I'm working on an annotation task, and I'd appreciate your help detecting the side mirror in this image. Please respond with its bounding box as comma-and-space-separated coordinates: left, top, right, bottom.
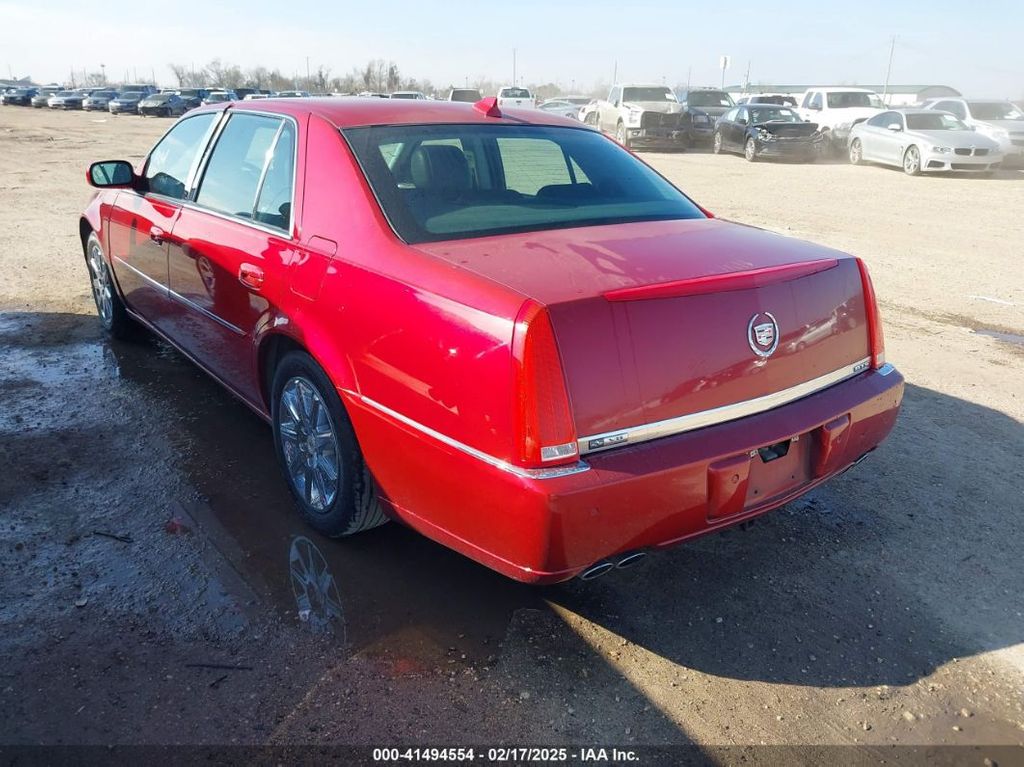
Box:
737, 118, 747, 126
87, 160, 135, 188
886, 123, 902, 132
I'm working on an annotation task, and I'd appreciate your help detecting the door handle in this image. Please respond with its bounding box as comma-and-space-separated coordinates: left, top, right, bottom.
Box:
238, 263, 265, 290
149, 225, 166, 244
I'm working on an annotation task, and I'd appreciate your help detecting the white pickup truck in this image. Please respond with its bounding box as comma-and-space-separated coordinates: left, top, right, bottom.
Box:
797, 87, 883, 150
591, 84, 687, 150
497, 86, 536, 109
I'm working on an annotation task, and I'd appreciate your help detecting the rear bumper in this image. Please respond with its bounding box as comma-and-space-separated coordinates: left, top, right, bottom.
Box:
347, 364, 904, 584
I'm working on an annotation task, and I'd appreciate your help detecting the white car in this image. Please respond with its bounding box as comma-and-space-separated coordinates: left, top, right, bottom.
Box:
848, 108, 1002, 176
921, 97, 1024, 165
736, 93, 798, 107
390, 91, 426, 100
496, 86, 535, 109
798, 87, 883, 149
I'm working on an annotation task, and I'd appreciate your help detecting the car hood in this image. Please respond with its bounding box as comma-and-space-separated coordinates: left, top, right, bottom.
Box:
412, 217, 848, 305
908, 129, 1001, 148
623, 100, 681, 114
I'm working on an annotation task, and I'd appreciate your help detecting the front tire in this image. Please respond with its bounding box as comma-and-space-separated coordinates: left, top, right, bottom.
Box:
712, 131, 723, 154
271, 351, 388, 537
85, 232, 138, 339
849, 138, 863, 165
615, 121, 630, 149
744, 137, 758, 162
903, 145, 921, 176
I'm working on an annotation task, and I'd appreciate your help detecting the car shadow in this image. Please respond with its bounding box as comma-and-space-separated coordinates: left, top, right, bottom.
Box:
12, 311, 1020, 696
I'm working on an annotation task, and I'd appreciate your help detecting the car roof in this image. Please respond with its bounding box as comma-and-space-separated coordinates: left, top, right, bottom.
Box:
207, 98, 585, 129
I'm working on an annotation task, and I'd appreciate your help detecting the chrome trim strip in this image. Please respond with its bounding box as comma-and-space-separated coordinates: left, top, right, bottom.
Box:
578, 357, 873, 456
354, 394, 590, 479
112, 256, 245, 336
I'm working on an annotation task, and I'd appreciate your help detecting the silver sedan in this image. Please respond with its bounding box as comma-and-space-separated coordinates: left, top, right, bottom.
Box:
848, 108, 1002, 175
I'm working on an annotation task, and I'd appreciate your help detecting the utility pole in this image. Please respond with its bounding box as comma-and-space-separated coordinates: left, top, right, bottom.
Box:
306, 56, 310, 87
612, 60, 617, 85
882, 35, 896, 104
744, 60, 751, 93
100, 63, 106, 84
512, 49, 517, 86
686, 66, 691, 91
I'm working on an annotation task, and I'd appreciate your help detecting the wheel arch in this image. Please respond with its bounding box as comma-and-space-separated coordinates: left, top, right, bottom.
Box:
255, 329, 358, 418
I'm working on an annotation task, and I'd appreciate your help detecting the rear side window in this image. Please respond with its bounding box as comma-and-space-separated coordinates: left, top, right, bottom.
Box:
196, 114, 284, 220
144, 113, 218, 200
253, 122, 296, 230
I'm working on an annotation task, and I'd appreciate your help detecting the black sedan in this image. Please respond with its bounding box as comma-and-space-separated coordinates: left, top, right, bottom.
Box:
713, 104, 821, 162
2, 87, 37, 106
137, 92, 188, 117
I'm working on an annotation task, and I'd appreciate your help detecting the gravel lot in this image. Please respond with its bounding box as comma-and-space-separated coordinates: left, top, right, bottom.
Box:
1, 107, 1022, 756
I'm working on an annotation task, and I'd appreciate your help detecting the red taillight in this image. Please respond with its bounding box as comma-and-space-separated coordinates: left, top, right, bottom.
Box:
856, 258, 886, 369
512, 301, 577, 467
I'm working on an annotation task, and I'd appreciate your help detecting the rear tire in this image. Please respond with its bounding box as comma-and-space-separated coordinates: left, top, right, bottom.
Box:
271, 351, 388, 538
712, 131, 723, 154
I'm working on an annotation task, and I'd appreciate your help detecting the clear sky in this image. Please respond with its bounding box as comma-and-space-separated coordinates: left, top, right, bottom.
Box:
2, 0, 1021, 96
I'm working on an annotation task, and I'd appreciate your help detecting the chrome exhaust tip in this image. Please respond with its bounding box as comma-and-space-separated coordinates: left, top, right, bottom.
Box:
579, 561, 615, 581
616, 551, 648, 569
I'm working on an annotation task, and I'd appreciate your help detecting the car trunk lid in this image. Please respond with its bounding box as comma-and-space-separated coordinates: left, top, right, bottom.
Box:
414, 219, 873, 441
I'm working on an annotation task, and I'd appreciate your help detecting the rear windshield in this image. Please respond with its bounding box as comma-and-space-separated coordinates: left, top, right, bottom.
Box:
450, 90, 481, 102
500, 88, 532, 98
344, 124, 705, 244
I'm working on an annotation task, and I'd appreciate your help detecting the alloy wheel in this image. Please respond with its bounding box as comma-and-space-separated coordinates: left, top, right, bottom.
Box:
278, 376, 341, 512
904, 146, 921, 175
86, 242, 114, 326
713, 132, 722, 154
850, 139, 862, 165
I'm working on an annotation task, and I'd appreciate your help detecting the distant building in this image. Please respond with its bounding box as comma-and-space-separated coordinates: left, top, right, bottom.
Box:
725, 84, 962, 107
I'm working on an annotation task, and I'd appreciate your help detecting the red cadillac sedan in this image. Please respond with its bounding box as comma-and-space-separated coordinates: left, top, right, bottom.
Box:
80, 97, 903, 583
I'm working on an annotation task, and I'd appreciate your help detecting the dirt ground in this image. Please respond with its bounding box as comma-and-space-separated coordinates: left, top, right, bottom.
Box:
1, 107, 1022, 758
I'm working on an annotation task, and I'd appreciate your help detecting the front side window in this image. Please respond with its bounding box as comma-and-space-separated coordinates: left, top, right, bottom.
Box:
808, 92, 822, 110
866, 112, 892, 127
344, 123, 706, 244
195, 113, 284, 219
144, 113, 219, 200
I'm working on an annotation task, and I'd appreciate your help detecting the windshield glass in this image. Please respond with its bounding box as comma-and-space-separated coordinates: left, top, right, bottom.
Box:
120, 92, 143, 99
748, 107, 801, 123
907, 113, 968, 131
826, 91, 876, 108
344, 124, 704, 243
687, 91, 732, 107
623, 87, 676, 102
968, 101, 1023, 120
500, 88, 531, 98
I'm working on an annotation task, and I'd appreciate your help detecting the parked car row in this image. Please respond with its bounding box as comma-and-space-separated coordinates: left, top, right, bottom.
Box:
0, 84, 275, 116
